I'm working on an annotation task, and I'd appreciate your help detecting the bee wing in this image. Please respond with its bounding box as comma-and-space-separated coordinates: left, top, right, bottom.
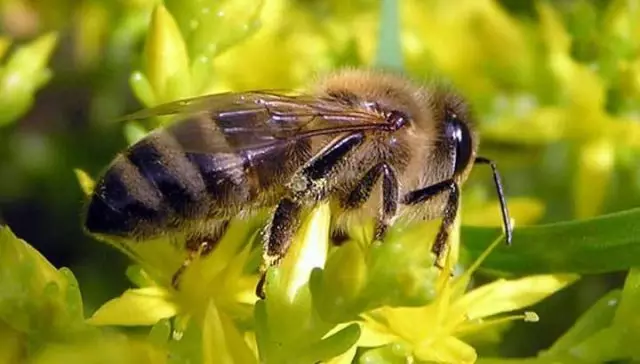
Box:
123, 91, 388, 155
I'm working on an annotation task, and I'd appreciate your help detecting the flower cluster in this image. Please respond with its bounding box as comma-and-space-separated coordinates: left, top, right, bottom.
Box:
2, 0, 640, 363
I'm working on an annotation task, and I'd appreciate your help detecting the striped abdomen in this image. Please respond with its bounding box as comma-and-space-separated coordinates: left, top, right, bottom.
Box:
84, 116, 311, 240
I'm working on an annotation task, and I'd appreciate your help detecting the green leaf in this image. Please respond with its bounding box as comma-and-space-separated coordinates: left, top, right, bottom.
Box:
0, 226, 84, 335
462, 208, 640, 274
563, 326, 623, 362
375, 0, 403, 71
546, 289, 620, 356
611, 268, 640, 359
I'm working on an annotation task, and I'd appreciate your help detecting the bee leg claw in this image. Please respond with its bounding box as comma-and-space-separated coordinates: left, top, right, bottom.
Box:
433, 260, 455, 278
256, 274, 267, 299
171, 256, 192, 290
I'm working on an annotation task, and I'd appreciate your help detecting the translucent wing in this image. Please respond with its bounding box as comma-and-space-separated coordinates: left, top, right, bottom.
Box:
120, 91, 389, 155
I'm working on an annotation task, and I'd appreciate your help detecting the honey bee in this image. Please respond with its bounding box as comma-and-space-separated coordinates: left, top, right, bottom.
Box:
84, 69, 512, 297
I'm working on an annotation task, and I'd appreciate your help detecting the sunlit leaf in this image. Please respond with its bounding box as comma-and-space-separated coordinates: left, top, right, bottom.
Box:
463, 208, 640, 274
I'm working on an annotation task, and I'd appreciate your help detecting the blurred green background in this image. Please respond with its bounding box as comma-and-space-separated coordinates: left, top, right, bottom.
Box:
1, 0, 640, 359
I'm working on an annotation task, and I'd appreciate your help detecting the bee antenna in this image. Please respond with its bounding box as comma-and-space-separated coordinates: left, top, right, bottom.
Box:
475, 156, 513, 245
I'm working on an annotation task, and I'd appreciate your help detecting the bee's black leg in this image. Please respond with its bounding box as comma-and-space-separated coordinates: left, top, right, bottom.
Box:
258, 132, 365, 298
171, 220, 229, 289
342, 163, 385, 210
339, 162, 399, 241
402, 179, 459, 266
377, 164, 399, 239
257, 197, 302, 298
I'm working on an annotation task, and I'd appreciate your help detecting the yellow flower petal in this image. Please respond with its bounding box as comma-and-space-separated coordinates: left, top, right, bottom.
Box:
177, 227, 258, 315
0, 321, 23, 364
143, 4, 191, 103
331, 321, 396, 349
279, 203, 331, 302
451, 274, 579, 324
414, 335, 477, 364
367, 306, 435, 344
73, 168, 95, 197
325, 344, 357, 364
87, 287, 178, 326
202, 301, 257, 364
574, 138, 615, 218
0, 36, 11, 60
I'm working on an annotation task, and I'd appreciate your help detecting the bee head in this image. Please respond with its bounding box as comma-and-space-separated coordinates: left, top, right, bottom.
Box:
433, 91, 479, 182
444, 107, 474, 177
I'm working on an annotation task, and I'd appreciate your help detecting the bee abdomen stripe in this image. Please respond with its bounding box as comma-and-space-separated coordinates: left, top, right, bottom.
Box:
85, 167, 162, 236
127, 140, 200, 216
186, 152, 251, 207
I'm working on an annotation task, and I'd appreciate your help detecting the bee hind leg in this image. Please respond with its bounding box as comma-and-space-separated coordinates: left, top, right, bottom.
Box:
401, 179, 459, 267
257, 197, 303, 298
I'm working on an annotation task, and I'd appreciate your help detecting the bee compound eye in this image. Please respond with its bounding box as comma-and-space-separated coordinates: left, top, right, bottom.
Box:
445, 111, 473, 175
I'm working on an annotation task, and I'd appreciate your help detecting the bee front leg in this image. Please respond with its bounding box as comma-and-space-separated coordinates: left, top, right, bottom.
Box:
401, 179, 459, 266
339, 162, 399, 241
257, 132, 365, 298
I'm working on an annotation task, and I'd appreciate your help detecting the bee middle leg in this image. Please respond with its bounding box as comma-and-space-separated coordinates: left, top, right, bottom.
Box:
257, 132, 365, 298
401, 179, 459, 266
340, 162, 399, 241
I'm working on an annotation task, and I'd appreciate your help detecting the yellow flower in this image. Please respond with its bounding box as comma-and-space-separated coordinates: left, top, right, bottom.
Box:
338, 218, 578, 363
209, 0, 378, 93
86, 218, 261, 362
87, 217, 260, 322
86, 203, 335, 363
402, 0, 532, 96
